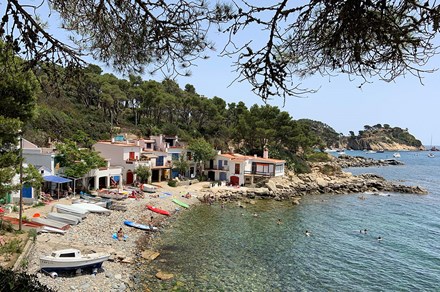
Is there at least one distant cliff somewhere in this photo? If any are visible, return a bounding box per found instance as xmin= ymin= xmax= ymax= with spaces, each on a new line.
xmin=346 ymin=124 xmax=424 ymax=151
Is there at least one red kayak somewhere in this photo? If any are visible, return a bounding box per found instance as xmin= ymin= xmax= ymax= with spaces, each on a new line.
xmin=146 ymin=205 xmax=171 ymax=216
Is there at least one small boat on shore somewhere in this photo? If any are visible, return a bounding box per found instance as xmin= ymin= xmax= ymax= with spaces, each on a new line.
xmin=141 ymin=184 xmax=157 ymax=193
xmin=32 ymin=217 xmax=71 ymax=230
xmin=47 ymin=212 xmax=81 ymax=225
xmin=40 ymin=226 xmax=67 ymax=235
xmin=393 ymin=152 xmax=401 ymax=158
xmin=40 ymin=249 xmax=110 ymax=273
xmin=53 ymin=204 xmax=89 ymax=219
xmin=172 ymin=199 xmax=189 ymax=209
xmin=146 ymin=205 xmax=171 ymax=216
xmin=72 ymin=203 xmax=111 ymax=215
xmin=123 ymin=220 xmax=158 ymax=231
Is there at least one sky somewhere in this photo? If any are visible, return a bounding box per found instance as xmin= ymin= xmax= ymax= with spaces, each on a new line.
xmin=26 ymin=2 xmax=440 ymax=146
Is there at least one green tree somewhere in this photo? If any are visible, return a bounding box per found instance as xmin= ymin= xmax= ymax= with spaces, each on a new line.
xmin=55 ymin=140 xmax=106 ymax=178
xmin=172 ymin=155 xmax=190 ymax=177
xmin=3 ymin=1 xmax=439 ymax=101
xmin=23 ymin=164 xmax=44 ymax=197
xmin=0 ymin=44 xmax=39 ymax=201
xmin=188 ymin=138 xmax=216 ymax=175
xmin=134 ymin=165 xmax=151 ymax=184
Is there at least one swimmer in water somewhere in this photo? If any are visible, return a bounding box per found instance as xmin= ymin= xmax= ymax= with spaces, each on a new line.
xmin=377 ymin=236 xmax=383 ymax=242
xmin=305 ymin=230 xmax=311 ymax=236
xmin=277 ymin=219 xmax=282 ymax=225
xmin=364 ymin=229 xmax=368 ymax=234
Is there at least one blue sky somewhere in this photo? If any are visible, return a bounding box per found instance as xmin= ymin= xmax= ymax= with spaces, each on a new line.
xmin=32 ymin=3 xmax=440 ymax=146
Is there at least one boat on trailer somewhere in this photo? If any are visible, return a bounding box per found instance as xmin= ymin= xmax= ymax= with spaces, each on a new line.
xmin=40 ymin=248 xmax=110 ymax=273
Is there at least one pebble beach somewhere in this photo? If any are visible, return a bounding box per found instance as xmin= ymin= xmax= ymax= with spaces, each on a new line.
xmin=23 ymin=182 xmax=205 ymax=292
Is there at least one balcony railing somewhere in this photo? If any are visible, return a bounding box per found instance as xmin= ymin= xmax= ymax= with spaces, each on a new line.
xmin=205 ymin=165 xmax=229 ymax=171
xmin=244 ymin=170 xmax=273 ymax=177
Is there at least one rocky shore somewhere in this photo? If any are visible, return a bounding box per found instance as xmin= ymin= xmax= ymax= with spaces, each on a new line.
xmin=334 ymin=154 xmax=404 ymax=168
xmin=21 ymin=184 xmax=201 ymax=292
xmin=19 ymin=158 xmax=427 ymax=291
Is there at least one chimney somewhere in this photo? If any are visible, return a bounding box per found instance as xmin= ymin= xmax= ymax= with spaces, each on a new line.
xmin=263 ymin=146 xmax=269 ymax=159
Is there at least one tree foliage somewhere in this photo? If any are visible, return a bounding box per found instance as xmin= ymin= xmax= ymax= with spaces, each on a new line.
xmin=0 ymin=43 xmax=39 ymax=200
xmin=134 ymin=165 xmax=151 ymax=184
xmin=0 ymin=267 xmax=54 ymax=291
xmin=172 ymin=155 xmax=190 ymax=176
xmin=55 ymin=139 xmax=106 ymax=178
xmin=2 ymin=1 xmax=440 ymax=101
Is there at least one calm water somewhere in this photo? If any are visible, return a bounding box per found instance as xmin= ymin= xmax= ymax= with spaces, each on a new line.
xmin=139 ymin=151 xmax=440 ymax=291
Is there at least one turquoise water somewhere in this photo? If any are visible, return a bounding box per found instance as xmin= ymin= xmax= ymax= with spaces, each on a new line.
xmin=140 ymin=151 xmax=440 ymax=291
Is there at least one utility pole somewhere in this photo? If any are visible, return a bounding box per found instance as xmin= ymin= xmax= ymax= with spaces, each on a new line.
xmin=18 ymin=132 xmax=23 ymax=231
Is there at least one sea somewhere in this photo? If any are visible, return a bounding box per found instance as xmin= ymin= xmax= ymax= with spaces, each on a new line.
xmin=138 ymin=151 xmax=440 ymax=291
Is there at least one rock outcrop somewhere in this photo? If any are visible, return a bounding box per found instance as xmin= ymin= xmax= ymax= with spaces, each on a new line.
xmin=334 ymin=154 xmax=404 ymax=168
xmin=199 ymin=162 xmax=427 ymax=203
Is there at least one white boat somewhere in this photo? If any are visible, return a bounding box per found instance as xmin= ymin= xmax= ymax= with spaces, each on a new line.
xmin=71 ymin=203 xmax=111 ymax=215
xmin=366 ymin=150 xmax=377 ymax=154
xmin=428 ymin=152 xmax=435 ymax=158
xmin=141 ymin=184 xmax=157 ymax=193
xmin=47 ymin=212 xmax=82 ymax=225
xmin=32 ymin=217 xmax=70 ymax=230
xmin=40 ymin=226 xmax=67 ymax=235
xmin=393 ymin=152 xmax=401 ymax=158
xmin=40 ymin=248 xmax=110 ymax=273
xmin=53 ymin=204 xmax=89 ymax=219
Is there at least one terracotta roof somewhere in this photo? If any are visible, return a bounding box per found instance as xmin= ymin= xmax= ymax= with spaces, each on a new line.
xmin=96 ymin=141 xmax=139 ymax=147
xmin=218 ymin=153 xmax=285 ymax=163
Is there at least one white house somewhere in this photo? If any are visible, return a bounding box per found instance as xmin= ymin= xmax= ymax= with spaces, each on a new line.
xmin=22 ymin=139 xmax=56 ymax=174
xmin=204 ymin=149 xmax=285 ymax=186
xmin=93 ymin=139 xmax=147 ymax=185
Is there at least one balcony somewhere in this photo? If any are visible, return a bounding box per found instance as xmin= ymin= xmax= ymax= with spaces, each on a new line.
xmin=205 ymin=165 xmax=229 ymax=171
xmin=244 ymin=170 xmax=273 ymax=177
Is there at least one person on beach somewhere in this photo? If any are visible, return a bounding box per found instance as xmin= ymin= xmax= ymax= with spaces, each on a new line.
xmin=117 ymin=228 xmax=124 ymax=241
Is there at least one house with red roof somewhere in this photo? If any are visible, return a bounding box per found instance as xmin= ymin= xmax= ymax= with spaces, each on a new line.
xmin=204 ymin=147 xmax=285 ymax=186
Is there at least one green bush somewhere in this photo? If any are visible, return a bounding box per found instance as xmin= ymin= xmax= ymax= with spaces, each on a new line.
xmin=0 ymin=220 xmax=14 ymax=233
xmin=321 ymin=164 xmax=338 ymax=176
xmin=0 ymin=239 xmax=23 ymax=255
xmin=0 ymin=267 xmax=54 ymax=291
xmin=167 ymin=180 xmax=177 ymax=187
xmin=28 ymin=229 xmax=37 ymax=243
xmin=306 ymin=152 xmax=331 ymax=162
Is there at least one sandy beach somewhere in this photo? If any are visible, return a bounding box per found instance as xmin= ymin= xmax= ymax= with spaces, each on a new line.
xmin=22 ymin=181 xmax=210 ymax=292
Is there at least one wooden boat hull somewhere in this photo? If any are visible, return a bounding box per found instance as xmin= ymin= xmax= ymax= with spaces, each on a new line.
xmin=146 ymin=205 xmax=170 ymax=216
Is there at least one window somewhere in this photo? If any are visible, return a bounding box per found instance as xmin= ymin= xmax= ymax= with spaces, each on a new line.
xmin=59 ymin=252 xmax=76 ymax=258
xmin=172 ymin=153 xmax=179 ymax=160
xmin=275 ymin=164 xmax=284 ymax=173
xmin=223 ymin=160 xmax=228 ymax=165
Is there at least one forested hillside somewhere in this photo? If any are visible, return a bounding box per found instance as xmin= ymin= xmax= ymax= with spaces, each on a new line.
xmin=22 ymin=64 xmax=332 ymax=171
xmin=346 ymin=124 xmax=423 ymax=151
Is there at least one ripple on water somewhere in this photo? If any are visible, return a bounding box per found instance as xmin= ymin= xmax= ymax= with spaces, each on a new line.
xmin=140 ymin=157 xmax=440 ymax=291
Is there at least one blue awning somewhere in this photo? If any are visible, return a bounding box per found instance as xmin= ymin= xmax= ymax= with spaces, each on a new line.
xmin=43 ymin=175 xmax=72 ymax=183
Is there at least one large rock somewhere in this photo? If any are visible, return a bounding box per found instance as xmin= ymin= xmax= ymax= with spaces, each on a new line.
xmin=155 ymin=271 xmax=174 ymax=280
xmin=141 ymin=250 xmax=160 ymax=261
